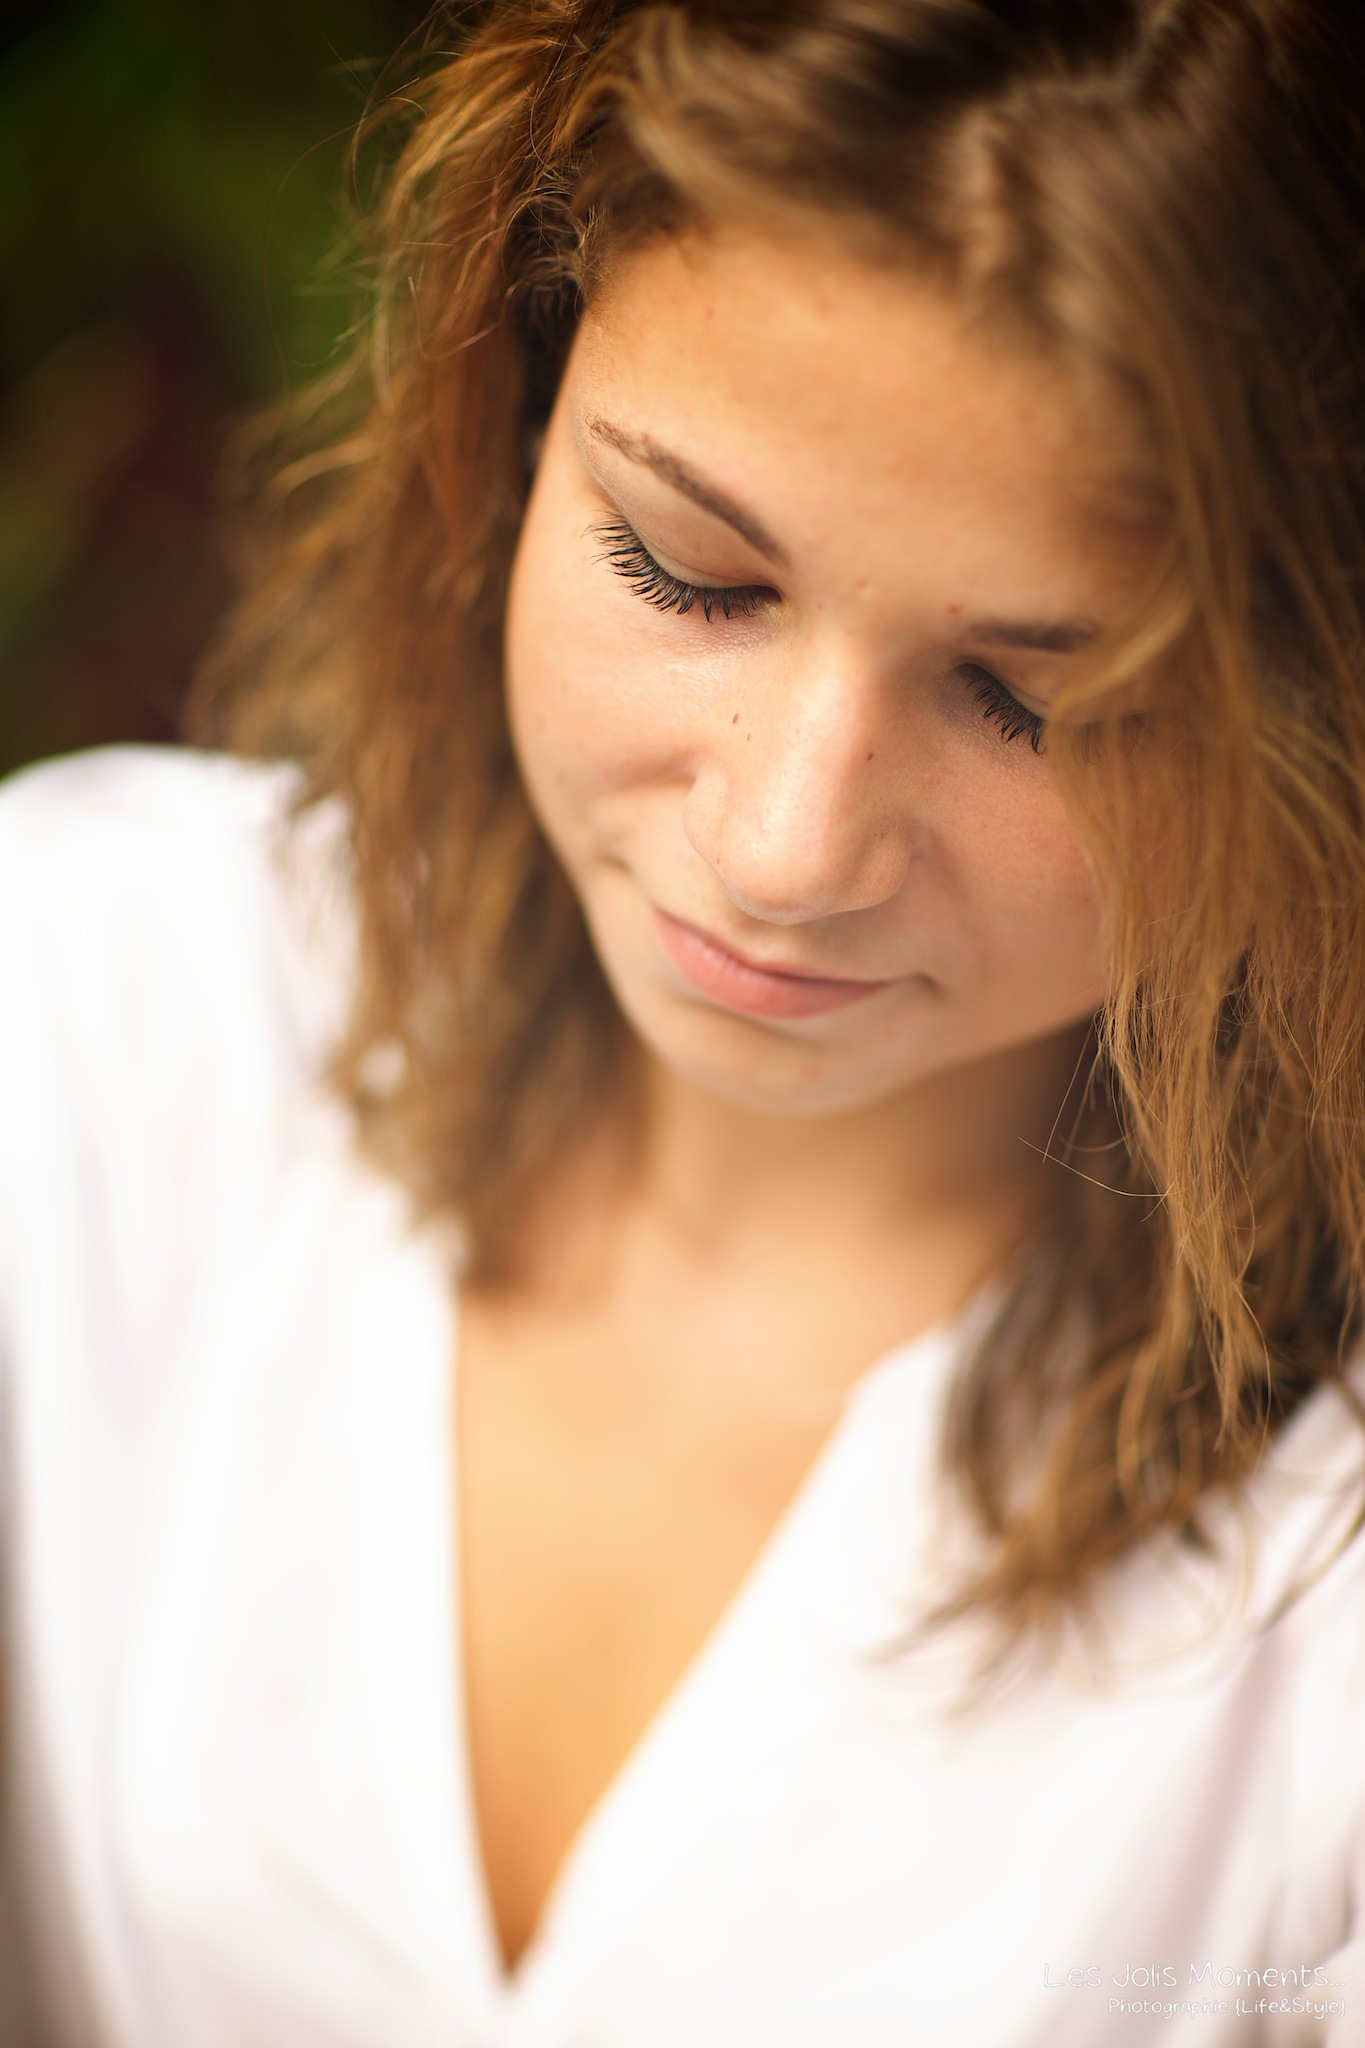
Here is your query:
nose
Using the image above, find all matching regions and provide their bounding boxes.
[682,644,917,926]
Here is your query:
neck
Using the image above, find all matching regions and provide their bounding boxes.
[480,1017,1095,1319]
[621,1017,1094,1270]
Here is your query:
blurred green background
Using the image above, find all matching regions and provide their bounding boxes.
[0,0,427,778]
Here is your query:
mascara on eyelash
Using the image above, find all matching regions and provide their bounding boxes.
[968,673,1048,754]
[590,516,1047,752]
[590,517,767,622]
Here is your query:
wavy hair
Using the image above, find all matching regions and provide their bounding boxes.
[184,0,1365,1661]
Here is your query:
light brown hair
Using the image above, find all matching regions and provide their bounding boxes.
[185,0,1365,1660]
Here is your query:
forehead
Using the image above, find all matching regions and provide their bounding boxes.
[571,218,1160,576]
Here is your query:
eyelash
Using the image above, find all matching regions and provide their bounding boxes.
[591,516,771,623]
[590,516,1047,755]
[967,672,1048,754]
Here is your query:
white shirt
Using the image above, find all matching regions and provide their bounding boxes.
[1,742,1363,2048]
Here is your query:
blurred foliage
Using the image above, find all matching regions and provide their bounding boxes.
[0,0,426,774]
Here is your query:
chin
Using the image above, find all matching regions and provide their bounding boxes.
[641,1007,919,1120]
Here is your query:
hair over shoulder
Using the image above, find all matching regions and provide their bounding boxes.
[185,0,1365,1661]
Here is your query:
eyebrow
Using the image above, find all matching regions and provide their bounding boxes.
[965,616,1098,653]
[584,410,1101,653]
[585,412,790,567]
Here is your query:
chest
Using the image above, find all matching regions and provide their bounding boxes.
[452,1291,848,1979]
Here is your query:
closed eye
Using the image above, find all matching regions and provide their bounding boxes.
[961,668,1048,753]
[590,517,774,622]
[589,514,1048,753]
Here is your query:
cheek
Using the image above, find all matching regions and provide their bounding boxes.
[1016,808,1100,914]
[504,488,613,818]
[952,780,1103,964]
[964,766,1095,892]
[505,482,697,815]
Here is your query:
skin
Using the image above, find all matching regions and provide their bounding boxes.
[501,215,1154,1291]
[462,218,1166,1973]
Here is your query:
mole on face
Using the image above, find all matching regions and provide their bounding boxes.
[502,216,1133,1123]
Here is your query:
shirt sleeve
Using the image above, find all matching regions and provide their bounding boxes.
[1320,1930,1365,2046]
[0,774,22,1645]
[0,742,309,1645]
[1316,1688,1365,2044]
[1294,1510,1365,2045]
[0,752,75,1626]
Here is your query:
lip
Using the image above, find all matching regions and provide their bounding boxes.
[651,905,893,1020]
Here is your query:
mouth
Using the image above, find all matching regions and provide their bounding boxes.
[651,906,894,1020]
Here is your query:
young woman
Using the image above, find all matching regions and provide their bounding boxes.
[2,1,1364,2042]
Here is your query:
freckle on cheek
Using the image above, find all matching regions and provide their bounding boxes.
[732,713,739,725]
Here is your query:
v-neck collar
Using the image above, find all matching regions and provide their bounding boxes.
[357,1206,1007,2039]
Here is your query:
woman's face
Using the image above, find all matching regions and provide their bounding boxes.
[504,217,1150,1121]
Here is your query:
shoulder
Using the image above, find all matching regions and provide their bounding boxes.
[0,738,302,839]
[0,744,365,1388]
[0,742,332,954]
[0,743,357,1086]
[0,741,308,943]
[0,745,361,1281]
[0,743,315,932]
